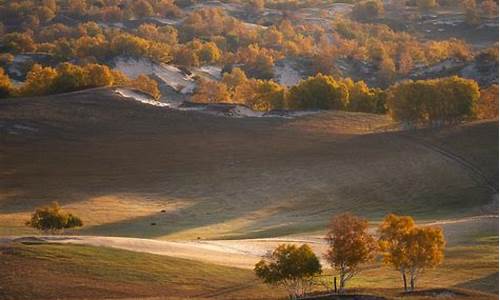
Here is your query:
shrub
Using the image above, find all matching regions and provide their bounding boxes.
[26,201,83,233]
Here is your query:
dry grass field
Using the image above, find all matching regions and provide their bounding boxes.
[0,88,497,299]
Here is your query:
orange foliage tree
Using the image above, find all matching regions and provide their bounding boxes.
[378,214,446,291]
[477,85,499,119]
[0,67,12,98]
[325,213,377,293]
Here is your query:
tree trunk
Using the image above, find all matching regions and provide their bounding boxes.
[339,273,345,294]
[410,275,415,291]
[402,272,408,292]
[334,276,337,293]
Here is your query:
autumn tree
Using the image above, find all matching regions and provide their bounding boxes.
[192,79,230,103]
[463,0,480,26]
[379,214,445,291]
[255,244,322,299]
[128,74,161,100]
[477,85,499,119]
[325,213,377,293]
[352,0,384,21]
[0,68,12,98]
[2,32,36,53]
[416,0,437,11]
[132,0,155,18]
[481,0,498,18]
[386,76,479,125]
[26,202,83,233]
[19,64,58,96]
[287,74,349,110]
[343,79,386,113]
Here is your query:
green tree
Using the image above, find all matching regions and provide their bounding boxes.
[26,202,83,233]
[287,74,349,110]
[255,244,322,299]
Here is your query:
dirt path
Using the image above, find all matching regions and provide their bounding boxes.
[1,215,496,269]
[399,133,498,193]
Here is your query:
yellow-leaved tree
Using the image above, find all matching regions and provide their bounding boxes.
[0,67,12,98]
[378,214,445,291]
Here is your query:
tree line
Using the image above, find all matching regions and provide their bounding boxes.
[0,62,160,99]
[193,70,496,124]
[255,213,446,299]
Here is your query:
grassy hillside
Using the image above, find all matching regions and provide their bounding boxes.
[0,88,497,239]
[0,237,497,300]
[0,242,280,300]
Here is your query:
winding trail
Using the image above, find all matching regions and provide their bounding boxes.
[398,133,498,193]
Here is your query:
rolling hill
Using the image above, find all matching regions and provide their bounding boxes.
[0,88,497,240]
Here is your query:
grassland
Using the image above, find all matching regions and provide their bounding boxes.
[0,242,281,300]
[0,236,497,300]
[0,89,497,299]
[0,88,497,240]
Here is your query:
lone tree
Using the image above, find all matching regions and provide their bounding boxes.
[26,201,83,233]
[378,214,445,291]
[325,213,377,293]
[255,244,322,299]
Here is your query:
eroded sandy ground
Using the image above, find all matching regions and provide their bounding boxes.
[1,215,496,269]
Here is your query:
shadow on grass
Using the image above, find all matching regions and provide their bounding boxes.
[455,272,499,295]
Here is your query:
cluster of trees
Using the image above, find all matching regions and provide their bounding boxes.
[331,18,473,83]
[255,213,446,299]
[193,69,494,124]
[352,0,385,22]
[387,76,481,125]
[0,1,487,89]
[194,71,386,113]
[192,67,286,111]
[0,0,181,27]
[0,63,160,99]
[26,201,83,233]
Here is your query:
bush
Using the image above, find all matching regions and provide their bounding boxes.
[26,201,83,233]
